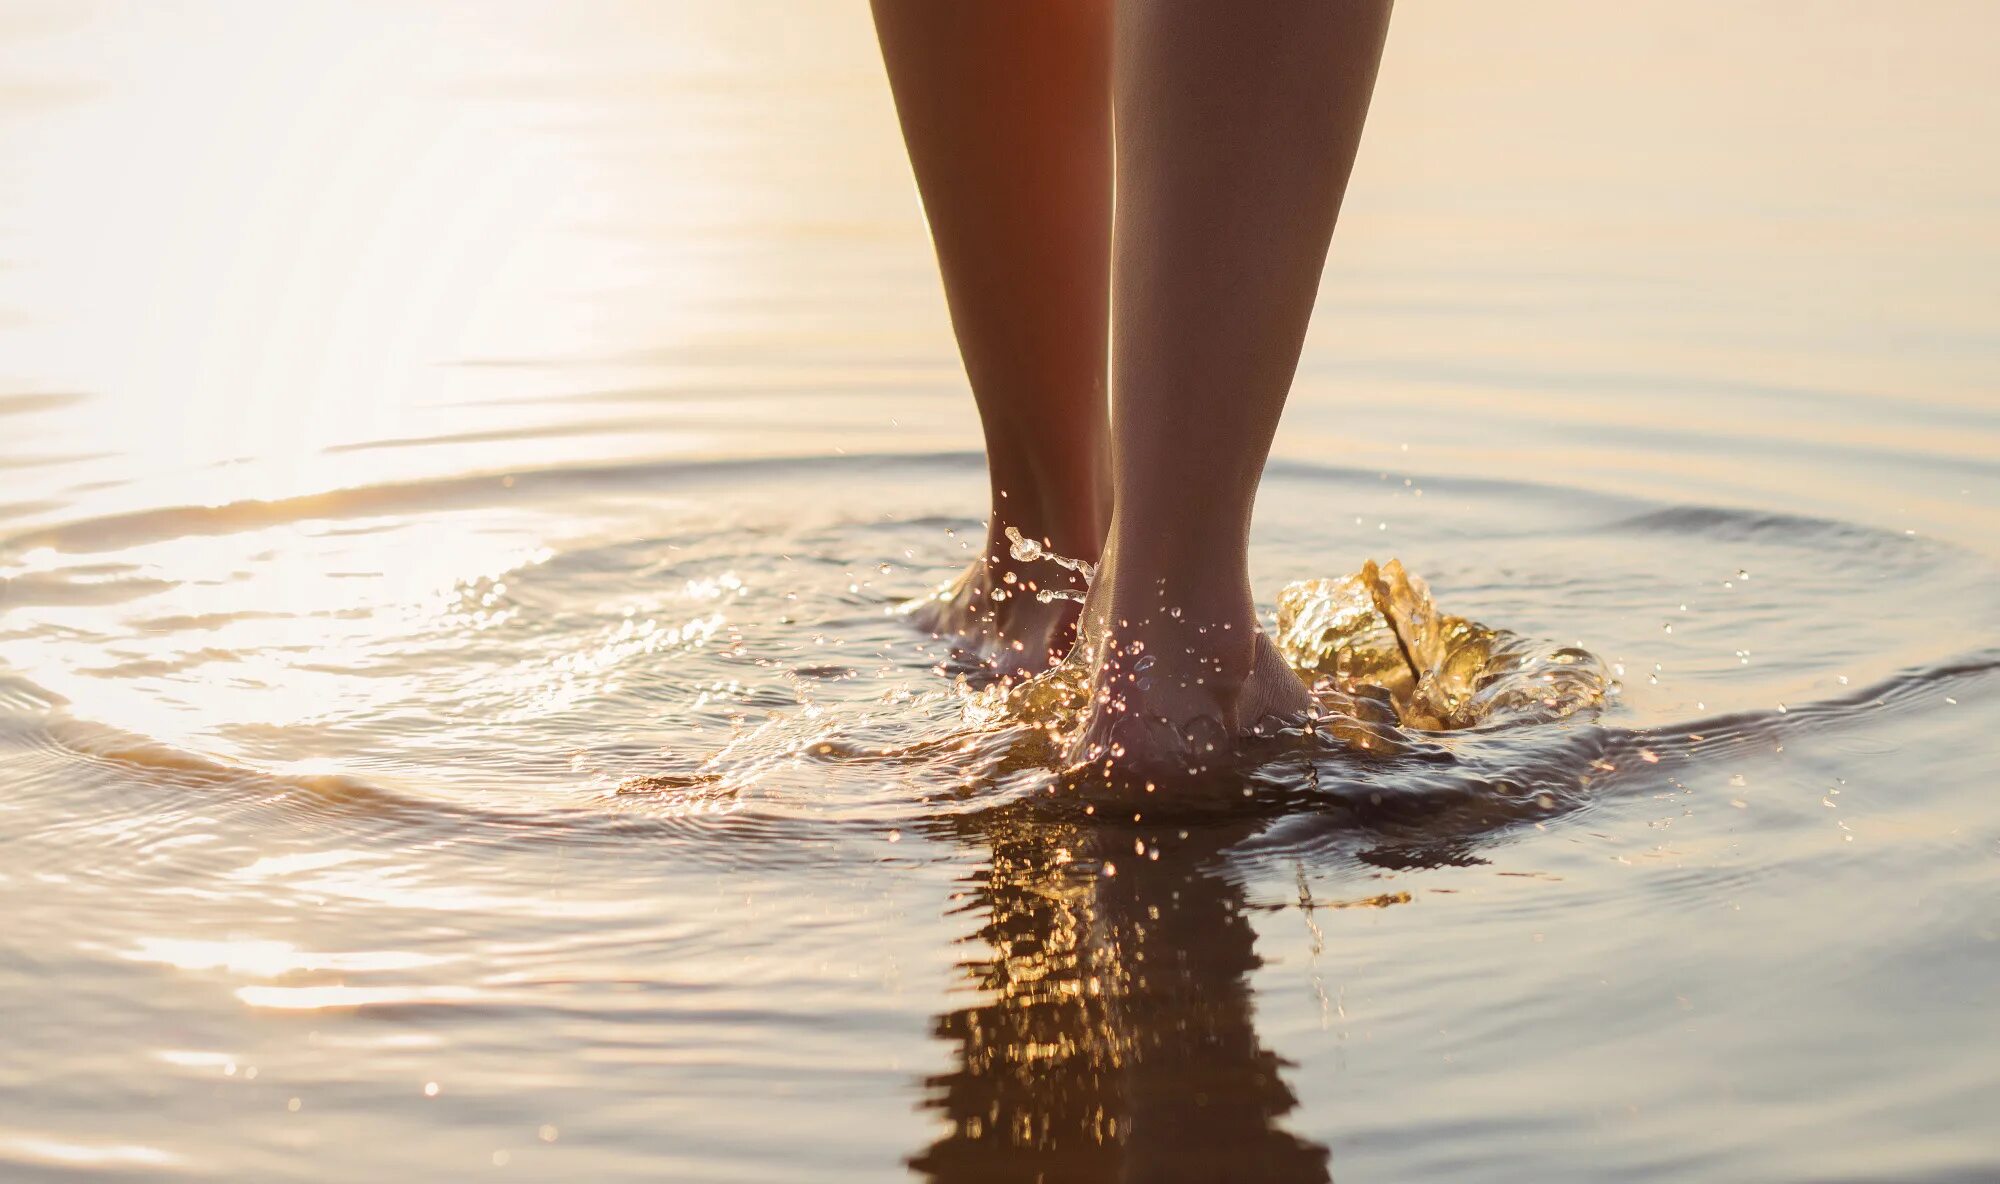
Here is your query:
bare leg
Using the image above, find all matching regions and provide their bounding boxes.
[1071,0,1393,766]
[872,0,1114,678]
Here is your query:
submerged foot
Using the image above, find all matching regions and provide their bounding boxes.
[1064,542,1314,780]
[906,537,1095,680]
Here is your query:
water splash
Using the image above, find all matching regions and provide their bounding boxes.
[996,533,1604,736]
[1004,526,1096,603]
[1274,559,1609,730]
[916,535,1605,743]
[967,555,1608,773]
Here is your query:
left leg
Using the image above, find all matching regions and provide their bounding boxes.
[871,0,1115,677]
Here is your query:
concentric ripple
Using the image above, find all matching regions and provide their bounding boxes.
[1,453,1995,1181]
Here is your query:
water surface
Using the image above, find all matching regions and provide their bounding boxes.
[2,3,1996,1181]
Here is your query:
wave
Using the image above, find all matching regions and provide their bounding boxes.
[1,638,1990,887]
[13,449,1969,563]
[1,450,990,555]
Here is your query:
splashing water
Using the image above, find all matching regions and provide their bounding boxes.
[960,538,1611,782]
[1004,525,1097,603]
[920,528,1605,758]
[1274,558,1609,731]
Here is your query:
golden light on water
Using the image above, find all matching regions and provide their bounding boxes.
[9,12,551,487]
[0,512,564,754]
[0,1135,183,1171]
[118,936,450,978]
[0,3,886,513]
[234,984,483,1012]
[3,1,1991,538]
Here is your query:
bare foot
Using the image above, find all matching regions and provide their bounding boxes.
[1064,539,1313,777]
[906,531,1094,680]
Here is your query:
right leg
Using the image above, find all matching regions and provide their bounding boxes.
[871,0,1114,678]
[1071,0,1393,767]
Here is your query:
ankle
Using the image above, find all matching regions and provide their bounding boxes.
[968,550,1089,613]
[1094,548,1255,634]
[980,489,1107,595]
[985,464,1110,565]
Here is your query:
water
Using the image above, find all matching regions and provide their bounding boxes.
[2,3,1997,1180]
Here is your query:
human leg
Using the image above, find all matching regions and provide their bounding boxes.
[871,0,1115,676]
[1071,0,1393,764]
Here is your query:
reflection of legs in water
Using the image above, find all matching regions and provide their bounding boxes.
[1071,1,1394,768]
[872,1,1114,679]
[911,816,1329,1184]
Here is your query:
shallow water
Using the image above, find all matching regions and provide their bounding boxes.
[3,3,1998,1181]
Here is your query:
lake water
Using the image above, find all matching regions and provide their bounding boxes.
[2,3,1996,1181]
